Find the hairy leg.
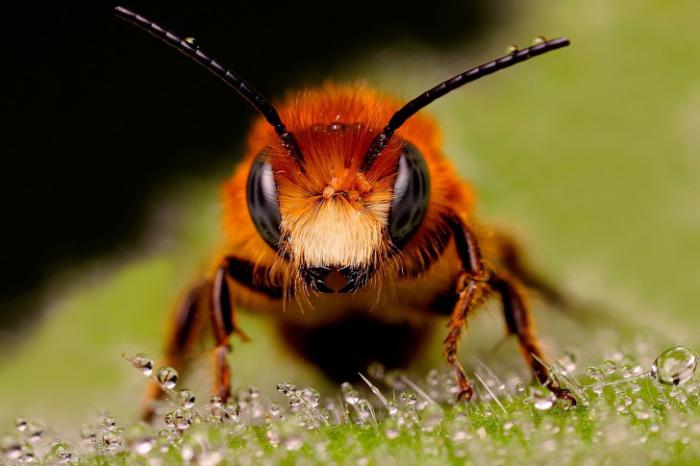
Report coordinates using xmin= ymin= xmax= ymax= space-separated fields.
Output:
xmin=443 ymin=216 xmax=491 ymax=401
xmin=489 ymin=273 xmax=574 ymax=403
xmin=143 ymin=280 xmax=210 ymax=419
xmin=143 ymin=256 xmax=266 ymax=420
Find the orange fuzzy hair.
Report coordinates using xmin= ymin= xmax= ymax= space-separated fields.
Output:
xmin=222 ymin=83 xmax=474 ymax=299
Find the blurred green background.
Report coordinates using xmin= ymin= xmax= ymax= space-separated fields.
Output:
xmin=2 ymin=0 xmax=699 ymax=429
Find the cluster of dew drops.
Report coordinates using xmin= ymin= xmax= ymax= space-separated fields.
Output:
xmin=1 ymin=345 xmax=698 ymax=464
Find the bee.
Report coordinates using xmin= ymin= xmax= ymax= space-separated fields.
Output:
xmin=114 ymin=6 xmax=575 ymax=415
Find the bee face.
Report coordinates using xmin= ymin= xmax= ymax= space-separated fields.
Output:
xmin=245 ymin=124 xmax=431 ymax=293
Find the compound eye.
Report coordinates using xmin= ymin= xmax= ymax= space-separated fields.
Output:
xmin=388 ymin=142 xmax=431 ymax=249
xmin=246 ymin=155 xmax=282 ymax=249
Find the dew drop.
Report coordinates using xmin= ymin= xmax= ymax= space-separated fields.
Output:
xmin=651 ymin=346 xmax=697 ymax=386
xmin=301 ymin=387 xmax=320 ymax=408
xmin=102 ymin=430 xmax=123 ymax=451
xmin=421 ymin=404 xmax=443 ymax=432
xmin=368 ymin=362 xmax=385 ymax=380
xmin=384 ymin=417 xmax=400 ymax=439
xmin=177 ymin=389 xmax=196 ymax=409
xmin=128 ymin=353 xmax=154 ymax=376
xmin=15 ymin=417 xmax=28 ymax=433
xmin=276 ymin=382 xmax=296 ymax=395
xmin=132 ymin=437 xmax=155 ymax=456
xmin=26 ymin=422 xmax=44 ymax=443
xmin=156 ymin=366 xmax=178 ymax=390
xmin=46 ymin=440 xmax=72 ymax=464
xmin=184 ymin=37 xmax=197 ymax=47
xmin=18 ymin=452 xmax=36 ymax=464
xmin=278 ymin=420 xmax=303 ymax=451
xmin=506 ymin=44 xmax=519 ymax=54
xmin=172 ymin=408 xmax=192 ymax=431
xmin=341 ymin=382 xmax=359 ymax=406
xmin=532 ymin=36 xmax=547 ymax=46
xmin=532 ymin=391 xmax=555 ymax=411
xmin=102 ymin=416 xmax=117 ymax=430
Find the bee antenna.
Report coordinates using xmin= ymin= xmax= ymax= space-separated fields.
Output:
xmin=361 ymin=37 xmax=570 ymax=172
xmin=113 ymin=6 xmax=304 ymax=168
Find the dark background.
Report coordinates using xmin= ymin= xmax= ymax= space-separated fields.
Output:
xmin=4 ymin=1 xmax=497 ymax=326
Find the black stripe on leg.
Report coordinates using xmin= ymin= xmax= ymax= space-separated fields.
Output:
xmin=173 ymin=282 xmax=206 ymax=349
xmin=213 ymin=266 xmax=234 ymax=339
xmin=490 ymin=276 xmax=526 ymax=336
xmin=446 ymin=215 xmax=484 ymax=275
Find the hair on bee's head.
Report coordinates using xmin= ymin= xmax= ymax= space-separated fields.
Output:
xmin=113 ymin=6 xmax=305 ymax=169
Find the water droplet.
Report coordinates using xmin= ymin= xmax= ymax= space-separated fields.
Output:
xmin=288 ymin=392 xmax=302 ymax=409
xmin=651 ymin=346 xmax=697 ymax=386
xmin=368 ymin=362 xmax=385 ymax=380
xmin=177 ymin=389 xmax=196 ymax=409
xmin=102 ymin=430 xmax=123 ymax=451
xmin=341 ymin=382 xmax=359 ymax=405
xmin=18 ymin=452 xmax=36 ymax=464
xmin=46 ymin=440 xmax=72 ymax=464
xmin=128 ymin=353 xmax=154 ymax=376
xmin=276 ymin=382 xmax=296 ymax=395
xmin=354 ymin=399 xmax=373 ymax=423
xmin=601 ymin=360 xmax=617 ymax=376
xmin=301 ymin=387 xmax=320 ymax=407
xmin=532 ymin=36 xmax=547 ymax=46
xmin=399 ymin=391 xmax=417 ymax=407
xmin=15 ymin=417 xmax=27 ymax=432
xmin=421 ymin=404 xmax=443 ymax=432
xmin=506 ymin=44 xmax=519 ymax=54
xmin=156 ymin=366 xmax=178 ymax=390
xmin=172 ymin=408 xmax=192 ymax=431
xmin=79 ymin=425 xmax=97 ymax=448
xmin=532 ymin=390 xmax=555 ymax=411
xmin=277 ymin=420 xmax=303 ymax=451
xmin=25 ymin=422 xmax=44 ymax=443
xmin=102 ymin=416 xmax=117 ymax=430
xmin=184 ymin=37 xmax=197 ymax=47
xmin=247 ymin=386 xmax=260 ymax=399
xmin=384 ymin=417 xmax=400 ymax=439
xmin=131 ymin=437 xmax=155 ymax=455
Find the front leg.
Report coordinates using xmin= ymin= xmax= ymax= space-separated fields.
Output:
xmin=443 ymin=216 xmax=491 ymax=401
xmin=144 ymin=256 xmax=280 ymax=420
xmin=210 ymin=256 xmax=281 ymax=400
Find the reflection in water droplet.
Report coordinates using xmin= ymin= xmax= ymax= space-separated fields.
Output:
xmin=177 ymin=389 xmax=196 ymax=409
xmin=651 ymin=346 xmax=697 ymax=386
xmin=156 ymin=367 xmax=179 ymax=390
xmin=46 ymin=440 xmax=72 ymax=464
xmin=102 ymin=430 xmax=123 ymax=451
xmin=129 ymin=353 xmax=154 ymax=376
xmin=532 ymin=390 xmax=555 ymax=411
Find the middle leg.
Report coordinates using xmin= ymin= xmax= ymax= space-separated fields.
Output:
xmin=489 ymin=273 xmax=575 ymax=403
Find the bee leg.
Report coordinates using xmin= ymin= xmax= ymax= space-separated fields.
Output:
xmin=443 ymin=217 xmax=491 ymax=402
xmin=143 ymin=280 xmax=210 ymax=421
xmin=489 ymin=274 xmax=576 ymax=405
xmin=210 ymin=262 xmax=250 ymax=401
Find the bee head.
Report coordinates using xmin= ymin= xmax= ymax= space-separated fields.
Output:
xmin=245 ymin=87 xmax=432 ymax=293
